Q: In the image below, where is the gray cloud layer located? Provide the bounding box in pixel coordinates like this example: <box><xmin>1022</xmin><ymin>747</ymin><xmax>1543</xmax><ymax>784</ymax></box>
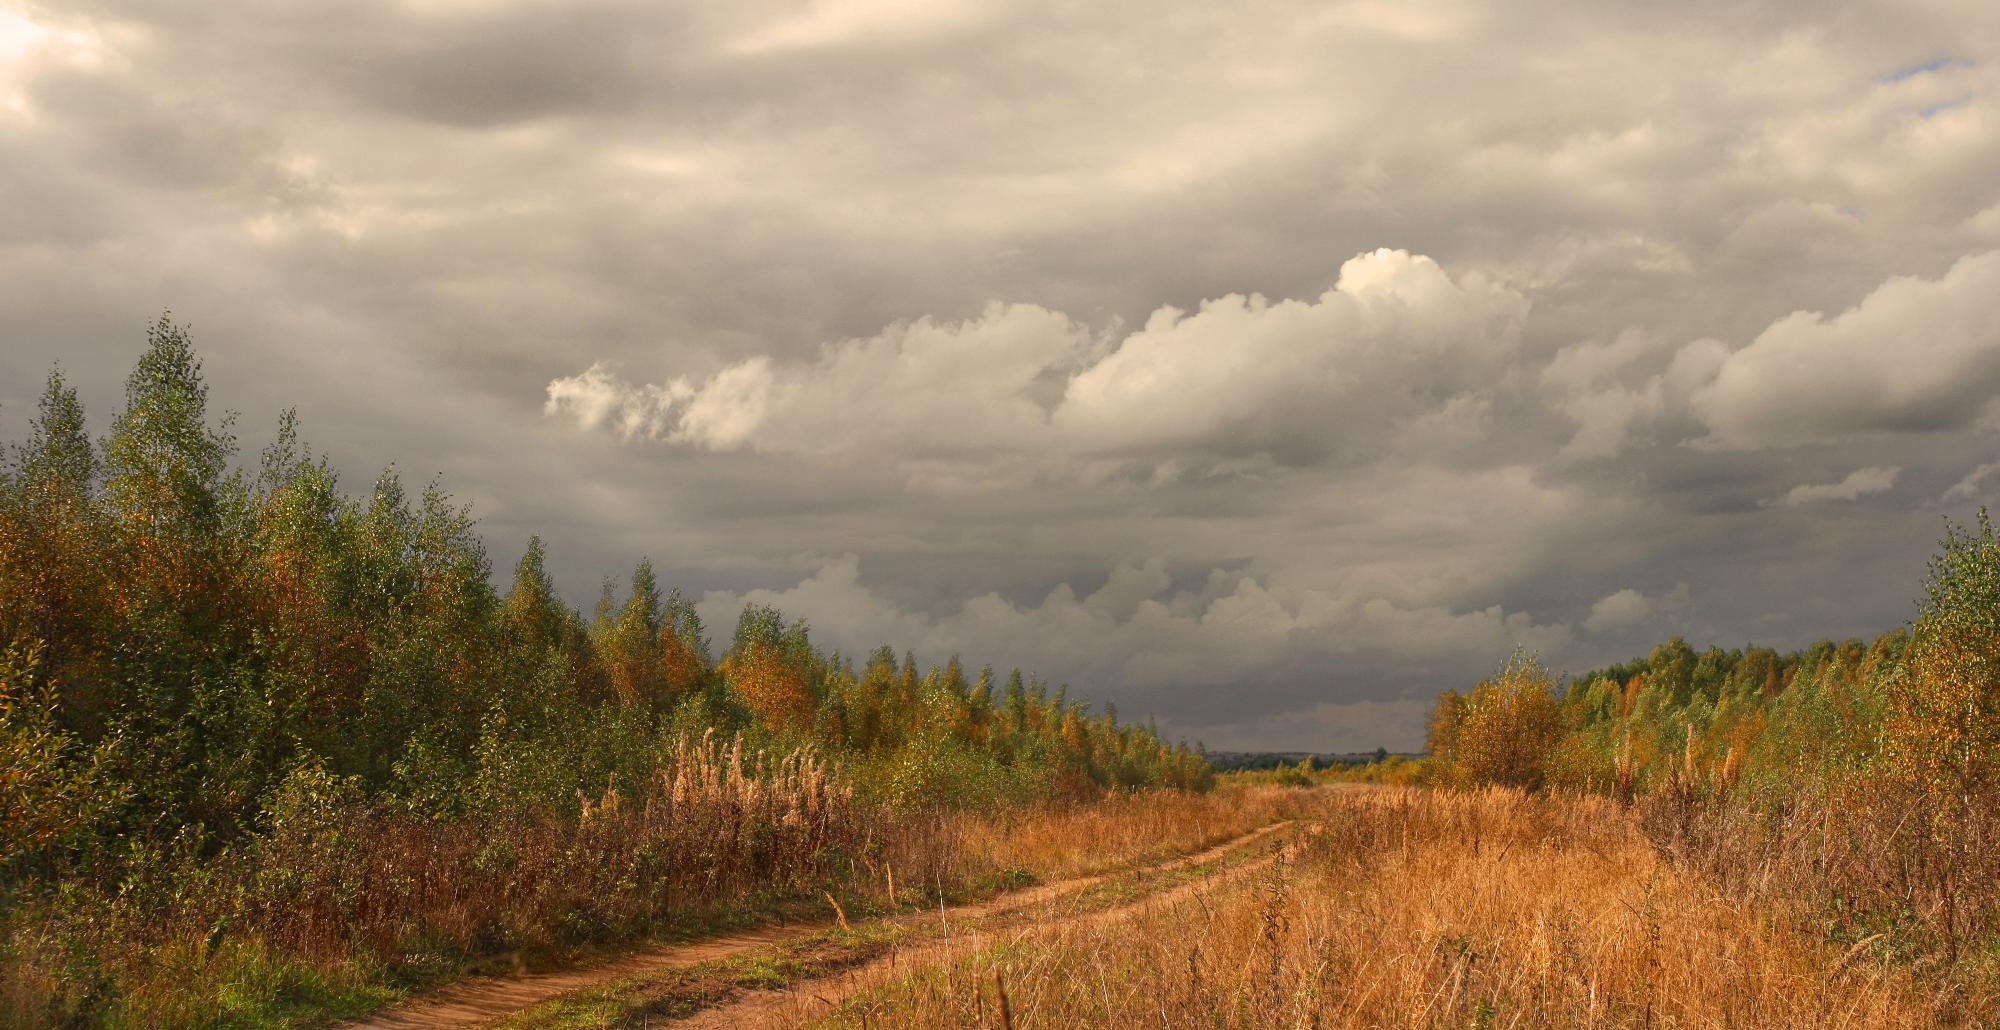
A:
<box><xmin>4</xmin><ymin>0</ymin><xmax>1998</xmax><ymax>749</ymax></box>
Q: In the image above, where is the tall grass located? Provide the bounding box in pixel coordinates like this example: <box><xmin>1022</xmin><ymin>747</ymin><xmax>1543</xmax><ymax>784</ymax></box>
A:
<box><xmin>919</xmin><ymin>784</ymin><xmax>1310</xmax><ymax>886</ymax></box>
<box><xmin>1639</xmin><ymin>776</ymin><xmax>2000</xmax><ymax>987</ymax></box>
<box><xmin>820</xmin><ymin>788</ymin><xmax>1981</xmax><ymax>1029</ymax></box>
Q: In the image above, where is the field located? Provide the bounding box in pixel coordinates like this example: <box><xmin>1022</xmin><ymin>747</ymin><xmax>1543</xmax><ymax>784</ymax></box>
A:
<box><xmin>811</xmin><ymin>786</ymin><xmax>1986</xmax><ymax>1030</ymax></box>
<box><xmin>284</xmin><ymin>782</ymin><xmax>1998</xmax><ymax>1029</ymax></box>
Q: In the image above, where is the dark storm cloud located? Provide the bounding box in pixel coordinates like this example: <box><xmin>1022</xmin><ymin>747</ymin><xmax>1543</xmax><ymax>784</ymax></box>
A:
<box><xmin>4</xmin><ymin>0</ymin><xmax>1999</xmax><ymax>749</ymax></box>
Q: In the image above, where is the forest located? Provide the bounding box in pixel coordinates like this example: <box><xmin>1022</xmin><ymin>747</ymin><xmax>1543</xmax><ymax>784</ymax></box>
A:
<box><xmin>0</xmin><ymin>320</ymin><xmax>1208</xmax><ymax>1027</ymax></box>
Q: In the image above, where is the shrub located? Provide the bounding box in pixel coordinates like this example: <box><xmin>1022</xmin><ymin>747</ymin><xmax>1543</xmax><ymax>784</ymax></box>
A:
<box><xmin>1436</xmin><ymin>651</ymin><xmax>1563</xmax><ymax>790</ymax></box>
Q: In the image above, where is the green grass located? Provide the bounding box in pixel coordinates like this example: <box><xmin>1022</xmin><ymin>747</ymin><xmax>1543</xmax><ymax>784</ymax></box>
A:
<box><xmin>492</xmin><ymin>923</ymin><xmax>911</xmax><ymax>1030</ymax></box>
<box><xmin>72</xmin><ymin>938</ymin><xmax>403</xmax><ymax>1030</ymax></box>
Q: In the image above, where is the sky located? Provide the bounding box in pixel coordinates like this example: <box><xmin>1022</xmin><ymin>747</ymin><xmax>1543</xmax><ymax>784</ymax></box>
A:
<box><xmin>3</xmin><ymin>0</ymin><xmax>1998</xmax><ymax>751</ymax></box>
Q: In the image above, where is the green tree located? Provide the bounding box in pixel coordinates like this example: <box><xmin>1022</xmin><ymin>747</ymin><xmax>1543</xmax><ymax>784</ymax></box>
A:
<box><xmin>1886</xmin><ymin>511</ymin><xmax>2000</xmax><ymax>801</ymax></box>
<box><xmin>607</xmin><ymin>559</ymin><xmax>668</xmax><ymax>705</ymax></box>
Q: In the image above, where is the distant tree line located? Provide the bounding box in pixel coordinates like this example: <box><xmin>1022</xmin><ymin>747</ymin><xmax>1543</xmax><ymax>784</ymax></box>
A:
<box><xmin>1423</xmin><ymin>517</ymin><xmax>2000</xmax><ymax>804</ymax></box>
<box><xmin>1204</xmin><ymin>748</ymin><xmax>1397</xmax><ymax>773</ymax></box>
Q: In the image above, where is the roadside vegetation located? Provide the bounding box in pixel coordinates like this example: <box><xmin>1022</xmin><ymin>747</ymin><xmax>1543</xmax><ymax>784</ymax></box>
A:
<box><xmin>1420</xmin><ymin>512</ymin><xmax>2000</xmax><ymax>1001</ymax></box>
<box><xmin>0</xmin><ymin>320</ymin><xmax>1211</xmax><ymax>1028</ymax></box>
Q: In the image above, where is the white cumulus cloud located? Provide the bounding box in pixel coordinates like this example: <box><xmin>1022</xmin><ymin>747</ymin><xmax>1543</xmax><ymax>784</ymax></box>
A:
<box><xmin>544</xmin><ymin>362</ymin><xmax>689</xmax><ymax>441</ymax></box>
<box><xmin>548</xmin><ymin>249</ymin><xmax>1527</xmax><ymax>480</ymax></box>
<box><xmin>550</xmin><ymin>302</ymin><xmax>1095</xmax><ymax>459</ymax></box>
<box><xmin>1053</xmin><ymin>249</ymin><xmax>1528</xmax><ymax>458</ymax></box>
<box><xmin>1583</xmin><ymin>588</ymin><xmax>1652</xmax><ymax>633</ymax></box>
<box><xmin>1690</xmin><ymin>251</ymin><xmax>2000</xmax><ymax>449</ymax></box>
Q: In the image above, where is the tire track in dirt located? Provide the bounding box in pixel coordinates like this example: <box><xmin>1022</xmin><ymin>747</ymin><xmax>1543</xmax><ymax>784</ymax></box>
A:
<box><xmin>339</xmin><ymin>820</ymin><xmax>1293</xmax><ymax>1030</ymax></box>
<box><xmin>664</xmin><ymin>824</ymin><xmax>1301</xmax><ymax>1029</ymax></box>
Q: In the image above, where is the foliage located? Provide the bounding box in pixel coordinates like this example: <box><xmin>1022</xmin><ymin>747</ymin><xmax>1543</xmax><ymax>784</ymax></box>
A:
<box><xmin>0</xmin><ymin>643</ymin><xmax>109</xmax><ymax>864</ymax></box>
<box><xmin>1885</xmin><ymin>511</ymin><xmax>2000</xmax><ymax>802</ymax></box>
<box><xmin>1427</xmin><ymin>650</ymin><xmax>1563</xmax><ymax>790</ymax></box>
<box><xmin>1270</xmin><ymin>757</ymin><xmax>1317</xmax><ymax>787</ymax></box>
<box><xmin>0</xmin><ymin>320</ymin><xmax>1212</xmax><ymax>1027</ymax></box>
<box><xmin>1418</xmin><ymin>513</ymin><xmax>2000</xmax><ymax>974</ymax></box>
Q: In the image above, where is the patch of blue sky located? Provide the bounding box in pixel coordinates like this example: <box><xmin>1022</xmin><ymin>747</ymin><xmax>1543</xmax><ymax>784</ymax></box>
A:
<box><xmin>1917</xmin><ymin>96</ymin><xmax>1971</xmax><ymax>118</ymax></box>
<box><xmin>1878</xmin><ymin>56</ymin><xmax>1969</xmax><ymax>83</ymax></box>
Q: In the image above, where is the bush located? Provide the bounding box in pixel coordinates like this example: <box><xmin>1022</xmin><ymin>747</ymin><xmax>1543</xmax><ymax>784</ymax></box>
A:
<box><xmin>1429</xmin><ymin>651</ymin><xmax>1563</xmax><ymax>790</ymax></box>
<box><xmin>1272</xmin><ymin>757</ymin><xmax>1318</xmax><ymax>787</ymax></box>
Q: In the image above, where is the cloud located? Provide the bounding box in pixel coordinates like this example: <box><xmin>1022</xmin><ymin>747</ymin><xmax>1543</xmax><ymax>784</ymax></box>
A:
<box><xmin>1582</xmin><ymin>582</ymin><xmax>1691</xmax><ymax>634</ymax></box>
<box><xmin>548</xmin><ymin>249</ymin><xmax>1527</xmax><ymax>480</ymax></box>
<box><xmin>544</xmin><ymin>362</ymin><xmax>688</xmax><ymax>440</ymax></box>
<box><xmin>1782</xmin><ymin>465</ymin><xmax>1902</xmax><ymax>506</ymax></box>
<box><xmin>1583</xmin><ymin>589</ymin><xmax>1651</xmax><ymax>632</ymax></box>
<box><xmin>1550</xmin><ymin>379</ymin><xmax>1665</xmax><ymax>461</ymax></box>
<box><xmin>1542</xmin><ymin>243</ymin><xmax>2000</xmax><ymax>463</ymax></box>
<box><xmin>1201</xmin><ymin>697</ymin><xmax>1436</xmax><ymax>754</ymax></box>
<box><xmin>1053</xmin><ymin>250</ymin><xmax>1528</xmax><ymax>460</ymax></box>
<box><xmin>1539</xmin><ymin>328</ymin><xmax>1657</xmax><ymax>394</ymax></box>
<box><xmin>1943</xmin><ymin>460</ymin><xmax>2000</xmax><ymax>502</ymax></box>
<box><xmin>727</xmin><ymin>0</ymin><xmax>990</xmax><ymax>55</ymax></box>
<box><xmin>547</xmin><ymin>302</ymin><xmax>1092</xmax><ymax>460</ymax></box>
<box><xmin>1540</xmin><ymin>330</ymin><xmax>1727</xmax><ymax>462</ymax></box>
<box><xmin>544</xmin><ymin>243</ymin><xmax>1998</xmax><ymax>485</ymax></box>
<box><xmin>1690</xmin><ymin>252</ymin><xmax>2000</xmax><ymax>449</ymax></box>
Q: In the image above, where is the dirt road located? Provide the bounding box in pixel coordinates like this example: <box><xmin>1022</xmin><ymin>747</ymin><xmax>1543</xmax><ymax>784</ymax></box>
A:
<box><xmin>340</xmin><ymin>819</ymin><xmax>1294</xmax><ymax>1030</ymax></box>
<box><xmin>670</xmin><ymin>821</ymin><xmax>1298</xmax><ymax>1029</ymax></box>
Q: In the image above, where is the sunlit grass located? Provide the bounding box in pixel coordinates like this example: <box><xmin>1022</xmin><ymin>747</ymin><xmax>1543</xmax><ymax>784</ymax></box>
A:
<box><xmin>816</xmin><ymin>788</ymin><xmax>1971</xmax><ymax>1029</ymax></box>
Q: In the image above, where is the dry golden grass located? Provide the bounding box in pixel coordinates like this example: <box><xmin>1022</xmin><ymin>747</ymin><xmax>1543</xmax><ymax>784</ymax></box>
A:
<box><xmin>818</xmin><ymin>787</ymin><xmax>1982</xmax><ymax>1029</ymax></box>
<box><xmin>851</xmin><ymin>783</ymin><xmax>1311</xmax><ymax>920</ymax></box>
<box><xmin>942</xmin><ymin>783</ymin><xmax>1311</xmax><ymax>881</ymax></box>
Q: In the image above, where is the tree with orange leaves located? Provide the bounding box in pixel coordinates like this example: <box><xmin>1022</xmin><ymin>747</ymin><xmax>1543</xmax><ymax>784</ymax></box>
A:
<box><xmin>658</xmin><ymin>589</ymin><xmax>712</xmax><ymax>699</ymax></box>
<box><xmin>0</xmin><ymin>370</ymin><xmax>113</xmax><ymax>736</ymax></box>
<box><xmin>0</xmin><ymin>642</ymin><xmax>108</xmax><ymax>862</ymax></box>
<box><xmin>721</xmin><ymin>604</ymin><xmax>818</xmax><ymax>732</ymax></box>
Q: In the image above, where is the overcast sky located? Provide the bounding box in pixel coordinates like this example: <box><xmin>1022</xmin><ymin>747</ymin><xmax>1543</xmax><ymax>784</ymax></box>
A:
<box><xmin>4</xmin><ymin>0</ymin><xmax>1998</xmax><ymax>750</ymax></box>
